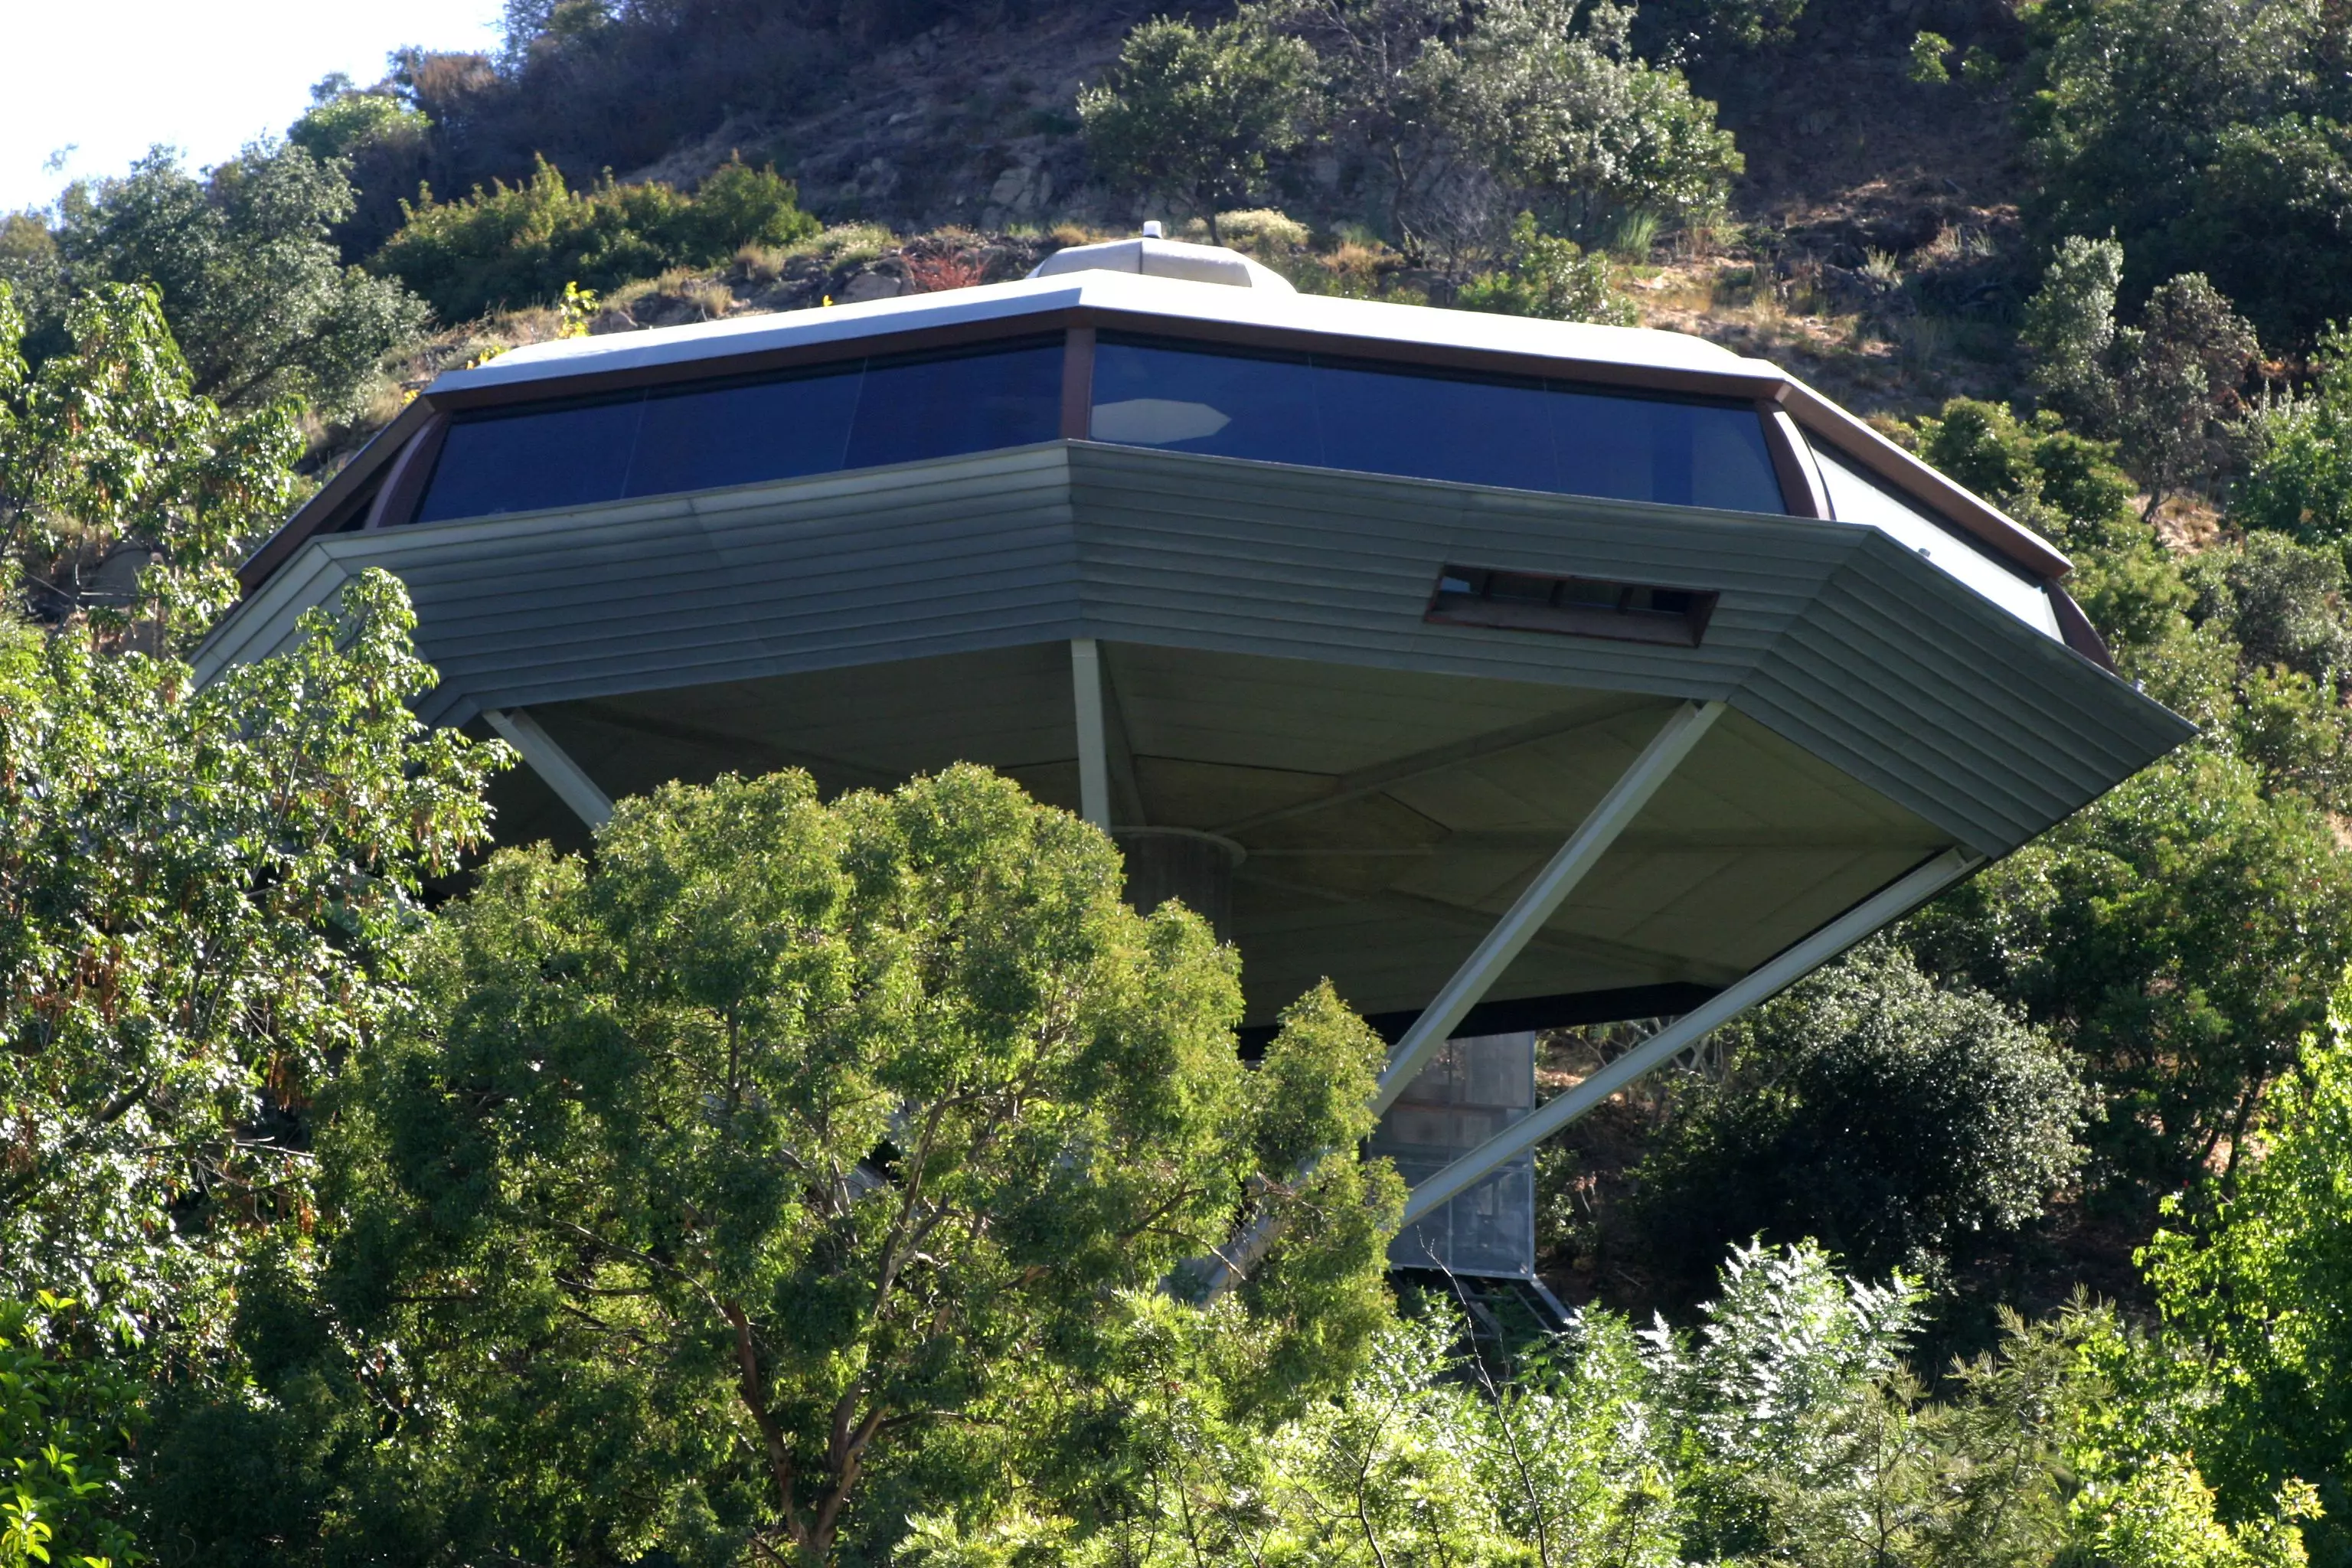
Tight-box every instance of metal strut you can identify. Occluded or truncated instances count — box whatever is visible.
[1070,638,1112,831]
[483,707,615,830]
[1396,844,1983,1227]
[1373,698,1725,1116]
[1198,698,1723,1298]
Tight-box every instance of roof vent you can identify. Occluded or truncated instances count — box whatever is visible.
[1027,230,1296,292]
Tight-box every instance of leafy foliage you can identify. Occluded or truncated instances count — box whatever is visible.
[145,768,1400,1566]
[45,145,426,422]
[1080,18,1316,243]
[0,281,301,642]
[2022,0,2352,349]
[0,570,504,1335]
[374,155,818,322]
[2236,324,2352,552]
[1444,0,1742,237]
[1619,942,2087,1302]
[1456,211,1638,323]
[2022,237,2260,514]
[285,82,431,166]
[1906,749,2352,1207]
[1909,31,1955,85]
[2141,980,2352,1562]
[286,78,438,260]
[0,1295,136,1568]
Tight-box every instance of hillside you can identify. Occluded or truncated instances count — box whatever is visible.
[12,0,2352,1558]
[218,0,2315,1331]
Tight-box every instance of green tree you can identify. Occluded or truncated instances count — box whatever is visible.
[1079,17,1317,244]
[286,80,431,165]
[0,1295,138,1568]
[1617,942,2087,1306]
[152,767,1401,1566]
[1648,1240,1922,1561]
[1906,750,2352,1208]
[1450,0,1743,238]
[2023,0,2352,349]
[1259,0,1468,241]
[0,569,503,1338]
[287,77,438,260]
[0,281,302,643]
[2023,239,2260,518]
[2236,323,2352,552]
[1246,0,1737,258]
[51,145,426,422]
[2021,236,2128,430]
[2141,979,2352,1562]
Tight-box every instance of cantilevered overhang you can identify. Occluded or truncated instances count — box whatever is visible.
[200,439,2190,1025]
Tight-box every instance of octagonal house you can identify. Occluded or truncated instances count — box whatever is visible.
[201,236,2190,1295]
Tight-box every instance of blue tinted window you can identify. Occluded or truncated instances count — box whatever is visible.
[1550,391,1782,512]
[415,397,644,523]
[1091,341,1319,462]
[412,338,1063,524]
[1319,360,1556,492]
[626,365,862,496]
[1090,336,1788,514]
[845,341,1065,469]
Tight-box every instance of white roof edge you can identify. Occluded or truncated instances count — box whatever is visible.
[1779,379,2073,583]
[428,270,1772,396]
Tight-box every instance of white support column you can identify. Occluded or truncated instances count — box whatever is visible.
[1372,699,1724,1117]
[483,707,614,831]
[1071,637,1112,831]
[1396,845,1981,1227]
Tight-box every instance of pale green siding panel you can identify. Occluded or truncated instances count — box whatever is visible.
[196,440,2191,857]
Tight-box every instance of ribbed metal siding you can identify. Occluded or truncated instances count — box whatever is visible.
[1740,532,2193,854]
[197,440,2190,854]
[1063,442,1826,701]
[201,446,1083,725]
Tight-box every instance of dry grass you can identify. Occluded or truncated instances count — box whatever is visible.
[2153,495,2226,553]
[733,243,792,283]
[794,223,897,270]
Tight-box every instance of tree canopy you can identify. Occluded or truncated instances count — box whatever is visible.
[44,145,426,422]
[139,766,1400,1566]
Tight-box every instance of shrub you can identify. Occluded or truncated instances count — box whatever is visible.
[1909,31,1954,84]
[1619,942,2087,1304]
[2023,238,2259,513]
[1455,211,1638,324]
[374,155,816,322]
[2236,323,2352,551]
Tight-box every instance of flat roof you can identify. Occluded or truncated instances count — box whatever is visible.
[431,269,1770,397]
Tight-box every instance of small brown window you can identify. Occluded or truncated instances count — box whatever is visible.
[1426,565,1718,647]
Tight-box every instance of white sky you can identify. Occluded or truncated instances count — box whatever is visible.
[1,0,510,214]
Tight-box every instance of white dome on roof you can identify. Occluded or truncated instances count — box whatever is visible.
[1027,235,1296,292]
